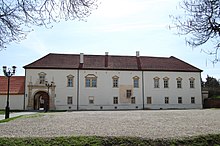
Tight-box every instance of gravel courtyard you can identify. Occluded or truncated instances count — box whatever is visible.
[0,109,220,139]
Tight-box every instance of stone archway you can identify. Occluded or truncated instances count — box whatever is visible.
[34,91,49,110]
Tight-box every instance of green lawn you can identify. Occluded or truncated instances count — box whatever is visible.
[0,110,4,115]
[0,134,220,146]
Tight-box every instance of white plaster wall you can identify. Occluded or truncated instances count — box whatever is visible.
[25,69,78,110]
[144,71,202,109]
[0,95,24,110]
[79,70,143,110]
[25,69,203,110]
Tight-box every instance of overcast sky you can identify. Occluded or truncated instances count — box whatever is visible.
[0,0,220,80]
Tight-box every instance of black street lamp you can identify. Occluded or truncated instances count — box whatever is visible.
[45,81,53,112]
[2,66,16,119]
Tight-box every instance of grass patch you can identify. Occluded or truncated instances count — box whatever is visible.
[0,113,42,123]
[0,134,219,146]
[0,115,23,123]
[0,110,5,115]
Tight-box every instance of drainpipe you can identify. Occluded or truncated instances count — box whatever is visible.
[77,69,79,111]
[142,71,145,109]
[23,69,26,110]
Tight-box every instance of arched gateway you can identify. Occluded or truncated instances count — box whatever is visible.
[34,91,49,110]
[27,82,56,110]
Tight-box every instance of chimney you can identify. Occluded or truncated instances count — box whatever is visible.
[80,53,84,64]
[136,51,140,57]
[105,52,109,67]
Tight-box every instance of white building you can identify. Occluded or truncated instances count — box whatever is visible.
[23,52,203,110]
[0,76,25,110]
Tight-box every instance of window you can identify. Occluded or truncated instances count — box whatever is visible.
[67,96,73,104]
[113,97,118,104]
[178,97,182,104]
[191,97,195,104]
[176,77,182,88]
[38,72,46,84]
[154,77,160,88]
[85,74,97,87]
[147,97,152,104]
[112,76,119,88]
[67,75,74,87]
[131,97,135,104]
[126,90,132,98]
[163,77,169,88]
[133,76,139,88]
[189,77,195,88]
[165,97,169,104]
[89,96,94,104]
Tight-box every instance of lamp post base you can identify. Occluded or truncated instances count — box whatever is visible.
[5,106,10,119]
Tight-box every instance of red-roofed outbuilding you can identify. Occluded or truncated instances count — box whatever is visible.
[0,76,25,110]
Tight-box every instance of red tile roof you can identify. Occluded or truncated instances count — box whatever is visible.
[24,53,202,72]
[0,76,25,95]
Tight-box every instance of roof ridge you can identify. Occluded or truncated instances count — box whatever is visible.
[170,56,203,72]
[23,53,202,72]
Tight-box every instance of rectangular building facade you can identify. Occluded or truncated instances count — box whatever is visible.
[24,53,203,110]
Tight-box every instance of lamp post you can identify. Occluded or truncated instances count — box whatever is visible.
[2,66,16,119]
[45,81,53,112]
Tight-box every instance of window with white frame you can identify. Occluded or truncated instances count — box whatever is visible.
[178,97,182,104]
[89,96,94,104]
[131,97,135,104]
[113,97,118,104]
[67,96,73,104]
[154,77,160,88]
[165,97,169,104]
[176,77,182,88]
[163,77,169,88]
[85,74,97,87]
[112,76,119,88]
[126,90,132,98]
[38,72,46,84]
[67,75,74,87]
[189,77,195,88]
[133,76,139,88]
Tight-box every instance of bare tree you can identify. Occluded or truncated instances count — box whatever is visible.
[170,0,220,63]
[0,0,98,48]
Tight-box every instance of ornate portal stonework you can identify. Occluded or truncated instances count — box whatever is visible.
[27,81,56,110]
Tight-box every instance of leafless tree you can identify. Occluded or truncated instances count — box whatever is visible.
[0,0,98,48]
[170,0,220,63]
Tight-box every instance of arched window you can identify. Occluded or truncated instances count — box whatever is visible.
[176,77,182,88]
[67,75,74,87]
[153,77,160,88]
[112,75,119,88]
[189,77,195,88]
[163,77,169,88]
[85,74,97,87]
[133,76,139,88]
